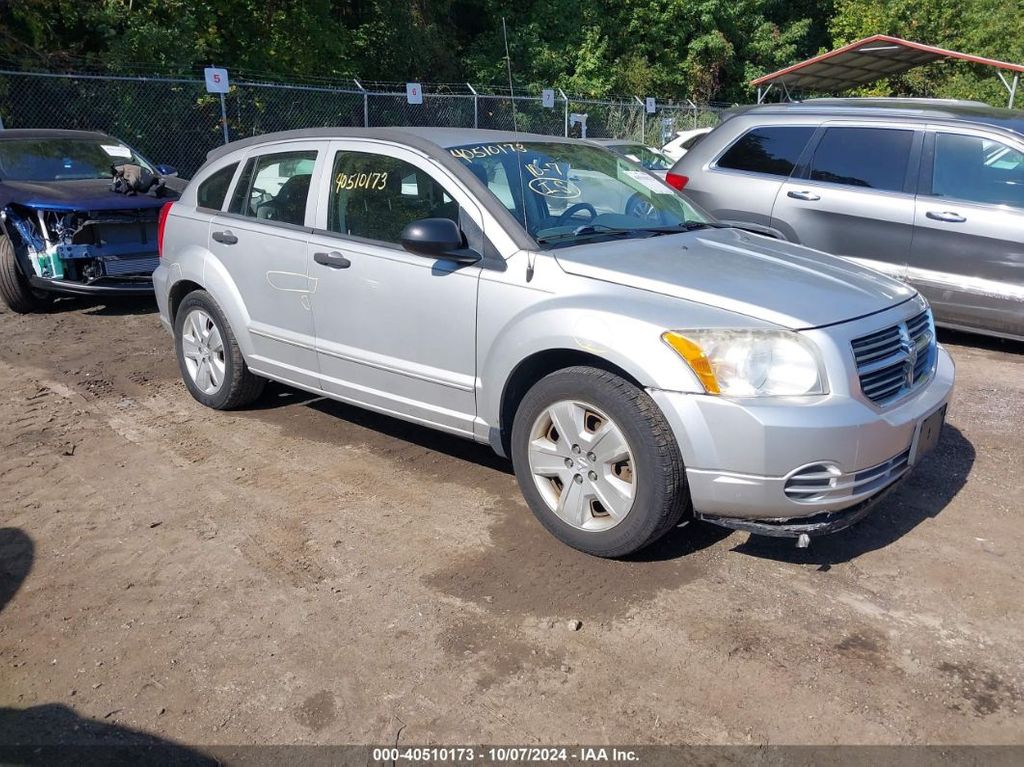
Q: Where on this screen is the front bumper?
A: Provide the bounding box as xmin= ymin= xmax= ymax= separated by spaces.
xmin=649 ymin=345 xmax=954 ymax=523
xmin=29 ymin=275 xmax=154 ymax=297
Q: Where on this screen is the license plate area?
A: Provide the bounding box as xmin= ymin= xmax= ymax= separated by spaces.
xmin=910 ymin=404 xmax=946 ymax=465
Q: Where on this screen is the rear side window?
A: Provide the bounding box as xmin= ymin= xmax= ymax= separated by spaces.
xmin=716 ymin=126 xmax=814 ymax=177
xmin=327 ymin=151 xmax=460 ymax=244
xmin=228 ymin=150 xmax=317 ymax=226
xmin=196 ymin=162 xmax=237 ymax=210
xmin=931 ymin=132 xmax=1024 ymax=207
xmin=809 ymin=127 xmax=914 ymax=192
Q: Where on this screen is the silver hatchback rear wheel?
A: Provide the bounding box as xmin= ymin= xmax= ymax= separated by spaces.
xmin=180 ymin=308 xmax=226 ymax=395
xmin=173 ymin=289 xmax=265 ymax=410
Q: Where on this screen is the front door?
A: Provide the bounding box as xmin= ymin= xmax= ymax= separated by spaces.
xmin=208 ymin=143 xmax=325 ymax=390
xmin=910 ymin=129 xmax=1024 ymax=338
xmin=771 ymin=124 xmax=920 ymax=272
xmin=306 ymin=141 xmax=483 ymax=436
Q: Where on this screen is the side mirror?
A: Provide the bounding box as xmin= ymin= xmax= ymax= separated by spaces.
xmin=399 ymin=218 xmax=480 ymax=265
xmin=155 ymin=164 xmax=179 ymax=178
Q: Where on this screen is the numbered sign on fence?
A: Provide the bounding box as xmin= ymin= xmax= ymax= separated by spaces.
xmin=645 ymin=97 xmax=656 ymax=114
xmin=204 ymin=67 xmax=229 ymax=94
xmin=406 ymin=83 xmax=423 ymax=105
xmin=542 ymin=89 xmax=555 ymax=108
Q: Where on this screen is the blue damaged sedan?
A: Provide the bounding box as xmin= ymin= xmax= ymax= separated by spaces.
xmin=0 ymin=128 xmax=184 ymax=312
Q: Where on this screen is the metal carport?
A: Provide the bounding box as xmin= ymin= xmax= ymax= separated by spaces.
xmin=752 ymin=35 xmax=1024 ymax=108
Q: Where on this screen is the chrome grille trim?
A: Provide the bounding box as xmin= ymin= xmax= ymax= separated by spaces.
xmin=851 ymin=308 xmax=936 ymax=405
xmin=784 ymin=447 xmax=912 ymax=504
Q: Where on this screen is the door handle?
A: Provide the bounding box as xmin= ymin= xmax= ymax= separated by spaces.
xmin=211 ymin=230 xmax=238 ymax=245
xmin=926 ymin=210 xmax=967 ymax=223
xmin=313 ymin=251 xmax=352 ymax=269
xmin=787 ymin=190 xmax=821 ymax=201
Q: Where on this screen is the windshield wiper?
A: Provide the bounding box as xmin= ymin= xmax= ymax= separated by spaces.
xmin=535 ymin=221 xmax=732 ymax=247
xmin=634 ymin=221 xmax=731 ymax=235
xmin=535 ymin=224 xmax=646 ymax=245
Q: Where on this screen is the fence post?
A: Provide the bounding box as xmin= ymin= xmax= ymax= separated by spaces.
xmin=354 ymin=78 xmax=368 ymax=127
xmin=686 ymin=99 xmax=698 ymax=129
xmin=559 ymin=89 xmax=568 ymax=137
xmin=633 ymin=96 xmax=646 ymax=144
xmin=466 ymin=83 xmax=479 ymax=128
xmin=218 ymin=91 xmax=229 ymax=143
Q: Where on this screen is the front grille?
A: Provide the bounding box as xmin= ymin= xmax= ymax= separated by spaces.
xmin=784 ymin=447 xmax=912 ymax=504
xmin=851 ymin=309 xmax=936 ymax=405
xmin=101 ymin=254 xmax=159 ymax=277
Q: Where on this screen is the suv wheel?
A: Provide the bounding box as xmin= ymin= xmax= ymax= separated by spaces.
xmin=174 ymin=290 xmax=265 ymax=409
xmin=0 ymin=235 xmax=51 ymax=313
xmin=511 ymin=366 xmax=690 ymax=557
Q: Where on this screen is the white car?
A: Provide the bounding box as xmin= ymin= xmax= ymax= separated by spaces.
xmin=661 ymin=128 xmax=712 ymax=162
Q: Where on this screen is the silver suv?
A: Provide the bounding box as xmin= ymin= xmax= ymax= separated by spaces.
xmin=155 ymin=127 xmax=954 ymax=557
xmin=669 ymin=99 xmax=1024 ymax=341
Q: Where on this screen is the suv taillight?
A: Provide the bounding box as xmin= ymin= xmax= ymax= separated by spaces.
xmin=666 ymin=172 xmax=688 ymax=191
xmin=157 ymin=202 xmax=174 ymax=258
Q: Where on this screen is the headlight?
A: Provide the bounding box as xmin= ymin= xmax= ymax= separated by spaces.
xmin=662 ymin=329 xmax=826 ymax=396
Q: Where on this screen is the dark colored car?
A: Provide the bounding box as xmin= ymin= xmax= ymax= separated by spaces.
xmin=0 ymin=128 xmax=185 ymax=313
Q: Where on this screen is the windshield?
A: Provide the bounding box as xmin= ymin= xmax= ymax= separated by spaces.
xmin=608 ymin=143 xmax=672 ymax=170
xmin=448 ymin=141 xmax=708 ymax=248
xmin=0 ymin=138 xmax=153 ymax=182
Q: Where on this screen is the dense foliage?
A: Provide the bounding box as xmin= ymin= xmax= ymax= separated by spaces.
xmin=0 ymin=0 xmax=1019 ymax=104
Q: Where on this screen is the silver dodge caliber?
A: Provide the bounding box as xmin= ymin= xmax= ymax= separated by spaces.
xmin=154 ymin=127 xmax=954 ymax=558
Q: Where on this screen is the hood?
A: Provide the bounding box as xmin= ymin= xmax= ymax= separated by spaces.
xmin=0 ymin=178 xmax=184 ymax=212
xmin=554 ymin=227 xmax=916 ymax=329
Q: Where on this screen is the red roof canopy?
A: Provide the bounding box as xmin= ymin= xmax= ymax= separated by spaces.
xmin=752 ymin=35 xmax=1024 ymax=92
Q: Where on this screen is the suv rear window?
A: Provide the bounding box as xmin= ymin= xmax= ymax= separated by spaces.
xmin=716 ymin=126 xmax=814 ymax=177
xmin=196 ymin=162 xmax=238 ymax=210
xmin=809 ymin=127 xmax=913 ymax=192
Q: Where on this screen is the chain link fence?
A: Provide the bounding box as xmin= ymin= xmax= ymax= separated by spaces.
xmin=0 ymin=70 xmax=729 ymax=177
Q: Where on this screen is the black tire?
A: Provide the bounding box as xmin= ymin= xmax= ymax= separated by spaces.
xmin=511 ymin=366 xmax=690 ymax=558
xmin=0 ymin=234 xmax=50 ymax=313
xmin=173 ymin=289 xmax=265 ymax=410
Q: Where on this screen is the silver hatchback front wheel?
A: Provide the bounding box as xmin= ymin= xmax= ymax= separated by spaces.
xmin=527 ymin=400 xmax=636 ymax=531
xmin=511 ymin=366 xmax=690 ymax=558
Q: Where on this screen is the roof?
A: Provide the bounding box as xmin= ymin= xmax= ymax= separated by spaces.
xmin=205 ymin=126 xmax=572 ymax=163
xmin=205 ymin=126 xmax=567 ymax=253
xmin=722 ymin=98 xmax=1024 ymax=138
xmin=752 ymin=34 xmax=1024 ymax=92
xmin=0 ymin=128 xmax=111 ymax=141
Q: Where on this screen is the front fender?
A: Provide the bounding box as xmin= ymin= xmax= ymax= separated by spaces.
xmin=476 ymin=283 xmax=714 ymax=436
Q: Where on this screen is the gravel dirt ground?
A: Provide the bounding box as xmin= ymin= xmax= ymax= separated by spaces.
xmin=0 ymin=297 xmax=1022 ymax=748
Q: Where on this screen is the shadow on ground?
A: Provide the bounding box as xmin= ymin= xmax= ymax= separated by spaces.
xmin=40 ymin=296 xmax=158 ymax=317
xmin=247 ymin=381 xmax=514 ymax=475
xmin=732 ymin=424 xmax=974 ymax=566
xmin=0 ymin=705 xmax=216 ymax=765
xmin=938 ymin=327 xmax=1023 ymax=355
xmin=0 ymin=533 xmax=214 ymax=763
xmin=0 ymin=528 xmax=33 ymax=613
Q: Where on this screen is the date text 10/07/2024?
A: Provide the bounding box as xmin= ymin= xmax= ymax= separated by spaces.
xmin=371 ymin=747 xmax=640 ymax=762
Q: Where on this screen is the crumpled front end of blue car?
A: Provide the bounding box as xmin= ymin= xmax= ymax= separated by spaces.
xmin=2 ymin=203 xmax=160 ymax=294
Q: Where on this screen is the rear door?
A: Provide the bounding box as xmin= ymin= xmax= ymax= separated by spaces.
xmin=910 ymin=127 xmax=1024 ymax=337
xmin=208 ymin=141 xmax=325 ymax=389
xmin=690 ymin=124 xmax=816 ymax=230
xmin=772 ymin=123 xmax=921 ymax=270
